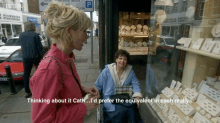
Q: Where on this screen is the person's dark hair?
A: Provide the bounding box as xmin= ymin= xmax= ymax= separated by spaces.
xmin=114 ymin=49 xmax=130 ymax=63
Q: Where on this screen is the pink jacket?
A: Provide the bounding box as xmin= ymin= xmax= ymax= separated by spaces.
xmin=30 ymin=44 xmax=87 ymax=123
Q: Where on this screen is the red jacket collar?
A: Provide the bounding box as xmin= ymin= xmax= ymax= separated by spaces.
xmin=46 ymin=44 xmax=75 ymax=64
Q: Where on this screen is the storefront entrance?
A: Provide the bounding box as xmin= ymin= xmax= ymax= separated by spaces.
xmin=1 ymin=24 xmax=12 ymax=38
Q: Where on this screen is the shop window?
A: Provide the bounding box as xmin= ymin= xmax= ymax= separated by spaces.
xmin=195 ymin=0 xmax=205 ymax=19
xmin=162 ymin=26 xmax=170 ymax=36
xmin=173 ymin=3 xmax=178 ymax=12
xmin=181 ymin=1 xmax=187 ymax=12
xmin=12 ymin=25 xmax=22 ymax=37
xmin=0 ymin=0 xmax=6 ymax=8
xmin=1 ymin=24 xmax=12 ymax=39
xmin=199 ymin=0 xmax=205 ymax=17
xmin=146 ymin=0 xmax=220 ymax=122
xmin=166 ymin=6 xmax=170 ymax=14
xmin=118 ymin=12 xmax=150 ymax=56
xmin=20 ymin=2 xmax=24 ymax=11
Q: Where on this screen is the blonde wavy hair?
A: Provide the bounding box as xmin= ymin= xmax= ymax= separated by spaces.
xmin=44 ymin=1 xmax=92 ymax=49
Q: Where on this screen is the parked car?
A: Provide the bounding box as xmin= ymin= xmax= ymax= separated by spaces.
xmin=149 ymin=35 xmax=177 ymax=63
xmin=0 ymin=37 xmax=21 ymax=62
xmin=149 ymin=35 xmax=176 ymax=53
xmin=0 ymin=36 xmax=47 ymax=62
xmin=0 ymin=49 xmax=36 ymax=82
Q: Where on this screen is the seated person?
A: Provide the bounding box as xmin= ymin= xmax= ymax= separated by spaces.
xmin=95 ymin=49 xmax=143 ymax=123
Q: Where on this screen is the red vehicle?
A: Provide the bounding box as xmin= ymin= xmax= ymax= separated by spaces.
xmin=0 ymin=49 xmax=35 ymax=82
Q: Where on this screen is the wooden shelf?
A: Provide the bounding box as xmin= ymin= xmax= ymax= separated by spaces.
xmin=129 ymin=52 xmax=148 ymax=55
xmin=120 ymin=18 xmax=150 ymax=20
xmin=146 ymin=102 xmax=169 ymax=123
xmin=176 ymin=46 xmax=220 ymax=60
xmin=119 ymin=35 xmax=149 ymax=37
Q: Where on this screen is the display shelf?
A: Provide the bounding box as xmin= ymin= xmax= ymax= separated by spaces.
xmin=129 ymin=52 xmax=148 ymax=55
xmin=160 ymin=94 xmax=189 ymax=123
xmin=176 ymin=46 xmax=220 ymax=60
xmin=120 ymin=18 xmax=150 ymax=20
xmin=146 ymin=101 xmax=170 ymax=123
xmin=119 ymin=35 xmax=149 ymax=37
xmin=119 ymin=46 xmax=152 ymax=55
xmin=160 ymin=88 xmax=215 ymax=123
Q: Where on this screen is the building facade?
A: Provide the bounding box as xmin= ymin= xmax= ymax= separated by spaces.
xmin=0 ymin=0 xmax=42 ymax=40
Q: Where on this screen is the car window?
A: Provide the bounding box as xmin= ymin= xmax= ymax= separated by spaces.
xmin=4 ymin=39 xmax=21 ymax=46
xmin=160 ymin=38 xmax=165 ymax=43
xmin=164 ymin=38 xmax=176 ymax=45
xmin=6 ymin=50 xmax=23 ymax=62
xmin=4 ymin=39 xmax=15 ymax=46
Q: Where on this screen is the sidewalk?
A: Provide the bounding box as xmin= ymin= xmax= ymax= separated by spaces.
xmin=0 ymin=37 xmax=100 ymax=123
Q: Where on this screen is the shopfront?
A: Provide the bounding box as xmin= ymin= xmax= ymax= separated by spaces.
xmin=22 ymin=13 xmax=41 ymax=34
xmin=0 ymin=7 xmax=23 ymax=40
xmin=146 ymin=0 xmax=220 ymax=122
xmin=99 ymin=0 xmax=220 ymax=122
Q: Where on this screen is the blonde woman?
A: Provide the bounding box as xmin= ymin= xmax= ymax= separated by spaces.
xmin=30 ymin=2 xmax=99 ymax=123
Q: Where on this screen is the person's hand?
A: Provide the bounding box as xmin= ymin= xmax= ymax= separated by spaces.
xmin=83 ymin=87 xmax=99 ymax=97
xmin=136 ymin=96 xmax=140 ymax=108
xmin=84 ymin=95 xmax=99 ymax=111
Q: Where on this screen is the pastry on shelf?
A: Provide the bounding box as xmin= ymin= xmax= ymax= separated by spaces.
xmin=119 ymin=37 xmax=125 ymax=46
xmin=137 ymin=41 xmax=143 ymax=47
xmin=119 ymin=39 xmax=124 ymax=47
xmin=143 ymin=42 xmax=148 ymax=47
xmin=136 ymin=24 xmax=142 ymax=35
xmin=143 ymin=25 xmax=149 ymax=35
xmin=120 ymin=25 xmax=126 ymax=35
xmin=134 ymin=43 xmax=138 ymax=47
xmin=125 ymin=26 xmax=131 ymax=35
xmin=131 ymin=25 xmax=136 ymax=35
xmin=124 ymin=41 xmax=129 ymax=47
xmin=121 ymin=25 xmax=125 ymax=29
xmin=129 ymin=41 xmax=134 ymax=47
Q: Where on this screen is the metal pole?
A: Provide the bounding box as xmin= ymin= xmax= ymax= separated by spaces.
xmin=4 ymin=65 xmax=17 ymax=95
xmin=91 ymin=11 xmax=93 ymax=63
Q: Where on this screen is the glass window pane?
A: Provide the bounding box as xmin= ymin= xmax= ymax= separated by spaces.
xmin=6 ymin=50 xmax=23 ymax=62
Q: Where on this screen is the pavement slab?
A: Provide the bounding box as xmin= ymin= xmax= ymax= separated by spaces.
xmin=76 ymin=63 xmax=91 ymax=67
xmin=96 ymin=70 xmax=100 ymax=74
xmin=89 ymin=63 xmax=99 ymax=67
xmin=0 ymin=98 xmax=7 ymax=105
xmin=0 ymin=97 xmax=31 ymax=113
xmin=87 ymin=74 xmax=99 ymax=82
xmin=76 ymin=66 xmax=90 ymax=70
xmin=0 ymin=112 xmax=31 ymax=123
xmin=77 ymin=69 xmax=98 ymax=75
xmin=79 ymin=74 xmax=87 ymax=83
xmin=83 ymin=109 xmax=97 ymax=123
xmin=0 ymin=92 xmax=10 ymax=98
xmin=89 ymin=65 xmax=99 ymax=69
xmin=81 ymin=82 xmax=96 ymax=88
xmin=8 ymin=88 xmax=26 ymax=98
